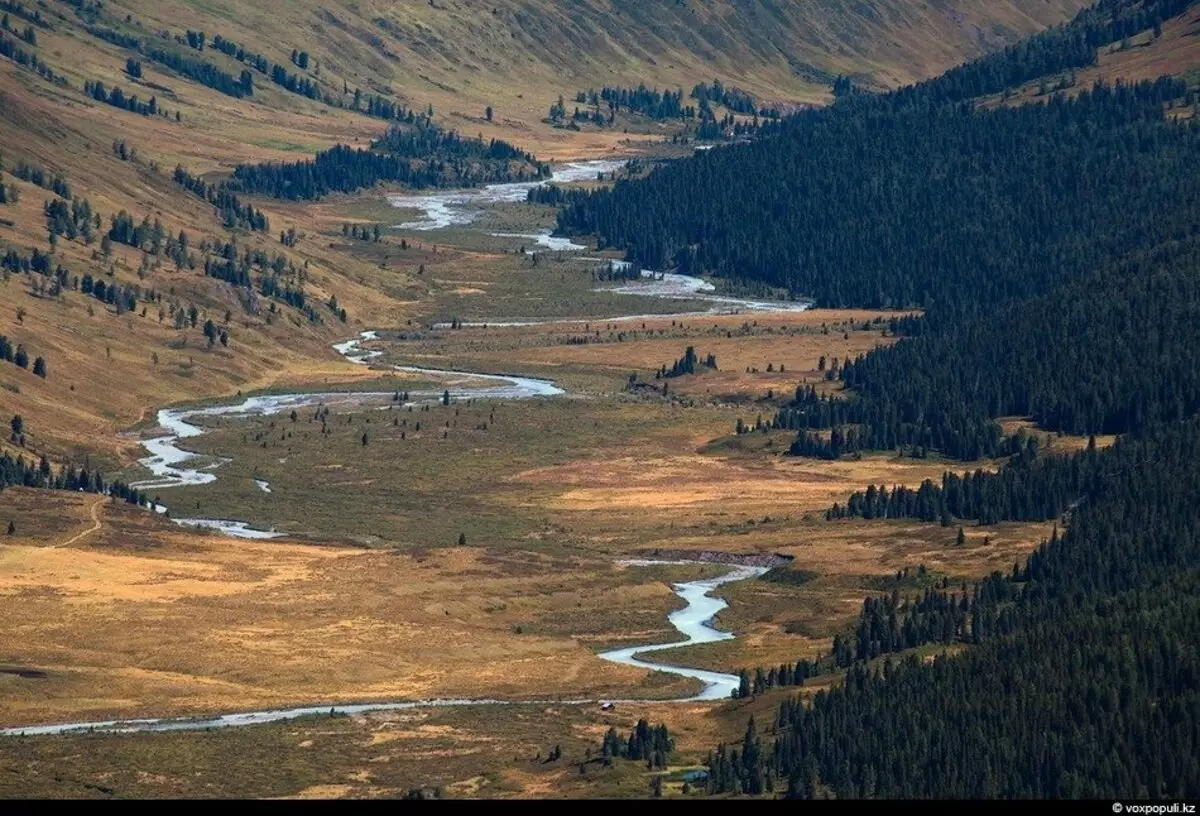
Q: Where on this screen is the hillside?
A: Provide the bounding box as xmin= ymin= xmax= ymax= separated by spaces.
xmin=0 ymin=0 xmax=1092 ymax=467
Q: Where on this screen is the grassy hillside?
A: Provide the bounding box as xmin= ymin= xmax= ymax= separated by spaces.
xmin=0 ymin=0 xmax=1090 ymax=466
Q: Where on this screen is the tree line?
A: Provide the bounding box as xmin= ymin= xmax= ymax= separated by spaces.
xmin=227 ymin=123 xmax=550 ymax=201
xmin=83 ymin=79 xmax=180 ymax=121
xmin=710 ymin=417 xmax=1200 ymax=797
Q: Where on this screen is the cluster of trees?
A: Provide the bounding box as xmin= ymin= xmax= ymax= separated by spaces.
xmin=691 ymin=80 xmax=761 ymax=115
xmin=44 ymin=197 xmax=99 ymax=244
xmin=657 ymin=345 xmax=716 ymax=378
xmin=327 ymin=294 xmax=347 ymax=323
xmin=79 ymin=272 xmax=142 ymax=314
xmin=0 ymin=336 xmax=44 ymax=378
xmin=732 ymin=657 xmax=831 ymax=700
xmin=600 ymin=719 xmax=674 ymax=768
xmin=171 ymin=165 xmax=269 ymax=232
xmin=0 ymin=2 xmax=48 ymax=31
xmin=0 ymin=440 xmax=146 ymax=506
xmin=83 ymin=79 xmax=179 ymax=120
xmin=269 ymin=63 xmax=318 ymax=99
xmin=590 ymin=261 xmax=641 ymax=283
xmin=86 ymin=24 xmax=139 ymax=50
xmin=826 ymin=435 xmax=1116 ymax=525
xmin=87 ymin=26 xmax=252 ymax=99
xmin=0 ymin=29 xmax=62 ymax=84
xmin=356 ymin=91 xmax=426 ymax=124
xmin=526 ymin=184 xmax=587 ymax=207
xmin=567 ymin=85 xmax=692 ymax=122
xmin=145 ymin=46 xmax=253 ymax=98
xmin=228 ymin=124 xmax=549 ymax=201
xmin=559 ymin=77 xmax=1193 ymax=310
xmin=0 ymin=11 xmax=35 ymax=44
xmin=107 ymin=210 xmax=170 ymax=253
xmin=10 ymin=160 xmax=70 ymax=198
xmin=341 ymin=223 xmax=381 ymax=242
xmin=3 ymin=241 xmax=168 ymax=316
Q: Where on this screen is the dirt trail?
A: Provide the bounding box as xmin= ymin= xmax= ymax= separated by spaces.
xmin=55 ymin=497 xmax=104 ymax=549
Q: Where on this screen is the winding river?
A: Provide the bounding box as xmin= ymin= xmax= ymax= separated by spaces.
xmin=0 ymin=560 xmax=768 ymax=736
xmin=1 ymin=160 xmax=812 ymax=735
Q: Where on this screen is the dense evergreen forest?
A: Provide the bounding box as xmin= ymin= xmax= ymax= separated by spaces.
xmin=558 ymin=78 xmax=1196 ymax=311
xmin=562 ymin=60 xmax=1199 ymax=462
xmin=228 ymin=123 xmax=549 ymax=201
xmin=711 ymin=419 xmax=1200 ymax=798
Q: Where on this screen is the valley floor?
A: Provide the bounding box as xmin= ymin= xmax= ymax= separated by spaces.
xmin=0 ymin=205 xmax=1062 ymax=796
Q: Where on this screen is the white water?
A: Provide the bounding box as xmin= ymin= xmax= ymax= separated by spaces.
xmin=172 ymin=519 xmax=285 ymax=539
xmin=490 ymin=230 xmax=587 ymax=252
xmin=433 ymin=269 xmax=810 ymax=329
xmin=388 ymin=159 xmax=626 ymax=231
xmin=0 ymin=561 xmax=766 ymax=735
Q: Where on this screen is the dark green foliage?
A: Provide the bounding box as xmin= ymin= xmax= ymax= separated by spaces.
xmin=0 ymin=29 xmax=62 ymax=83
xmin=0 ymin=427 xmax=146 ymax=506
xmin=711 ymin=418 xmax=1200 ymax=798
xmin=12 ymin=161 xmax=70 ymax=198
xmin=145 ymin=47 xmax=252 ymax=98
xmin=828 ymin=435 xmax=1104 ymax=525
xmin=600 ymin=719 xmax=674 ymax=769
xmin=172 ymin=166 xmax=268 ymax=232
xmin=83 ymin=79 xmax=174 ymax=119
xmin=269 ymin=63 xmax=318 ymax=99
xmin=569 ymin=85 xmax=693 ymax=123
xmin=85 ymin=25 xmax=139 ymax=50
xmin=0 ymin=2 xmax=49 ymax=31
xmin=902 ymin=0 xmax=1197 ymax=105
xmin=227 ymin=124 xmax=549 ymax=201
xmin=691 ymin=80 xmax=766 ymax=115
xmin=657 ymin=346 xmax=716 ymax=379
xmin=560 ymin=78 xmax=1193 ymax=312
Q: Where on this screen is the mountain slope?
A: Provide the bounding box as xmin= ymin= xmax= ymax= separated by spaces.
xmin=0 ymin=0 xmax=1089 ymax=468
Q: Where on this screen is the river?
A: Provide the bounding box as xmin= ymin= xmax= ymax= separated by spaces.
xmin=21 ymin=159 xmax=809 ymax=733
xmin=0 ymin=560 xmax=768 ymax=736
